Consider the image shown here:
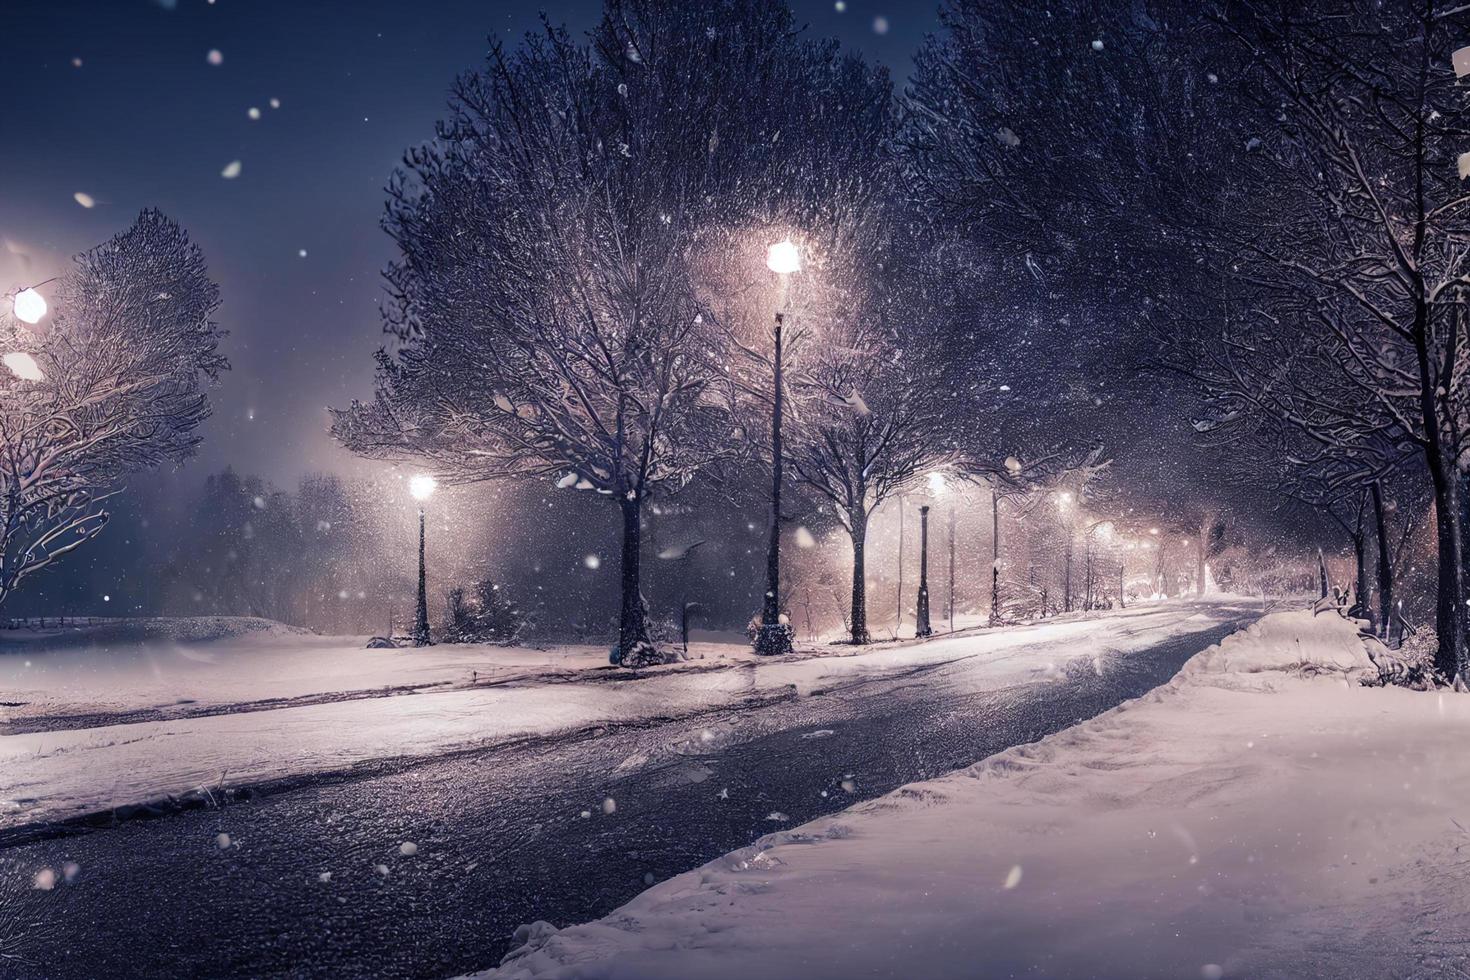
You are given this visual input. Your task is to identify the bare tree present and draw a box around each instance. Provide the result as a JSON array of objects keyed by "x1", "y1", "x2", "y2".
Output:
[
  {"x1": 0, "y1": 210, "x2": 227, "y2": 606},
  {"x1": 787, "y1": 309, "x2": 952, "y2": 644},
  {"x1": 1192, "y1": 0, "x2": 1470, "y2": 682}
]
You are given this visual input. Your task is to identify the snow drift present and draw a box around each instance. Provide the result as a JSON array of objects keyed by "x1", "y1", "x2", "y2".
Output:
[{"x1": 479, "y1": 608, "x2": 1468, "y2": 980}]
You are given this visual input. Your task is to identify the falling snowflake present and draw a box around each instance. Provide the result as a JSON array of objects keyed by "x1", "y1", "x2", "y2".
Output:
[
  {"x1": 73, "y1": 192, "x2": 95, "y2": 208},
  {"x1": 206, "y1": 49, "x2": 223, "y2": 65},
  {"x1": 221, "y1": 160, "x2": 242, "y2": 179}
]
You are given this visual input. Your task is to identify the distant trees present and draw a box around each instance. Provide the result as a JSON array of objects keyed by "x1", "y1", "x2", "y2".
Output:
[{"x1": 0, "y1": 210, "x2": 227, "y2": 607}]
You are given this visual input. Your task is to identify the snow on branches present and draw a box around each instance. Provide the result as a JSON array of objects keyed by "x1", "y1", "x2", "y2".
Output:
[{"x1": 0, "y1": 210, "x2": 227, "y2": 605}]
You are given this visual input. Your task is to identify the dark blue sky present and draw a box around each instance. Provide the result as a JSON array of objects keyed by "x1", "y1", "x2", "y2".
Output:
[{"x1": 0, "y1": 0, "x2": 935, "y2": 488}]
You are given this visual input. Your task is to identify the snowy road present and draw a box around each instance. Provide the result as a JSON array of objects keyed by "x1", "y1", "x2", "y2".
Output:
[{"x1": 0, "y1": 601, "x2": 1256, "y2": 979}]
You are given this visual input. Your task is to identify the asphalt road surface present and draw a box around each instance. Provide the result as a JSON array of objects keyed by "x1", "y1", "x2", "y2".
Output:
[{"x1": 0, "y1": 604, "x2": 1255, "y2": 979}]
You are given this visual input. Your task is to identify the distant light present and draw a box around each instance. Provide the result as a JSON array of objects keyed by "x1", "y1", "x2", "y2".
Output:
[
  {"x1": 927, "y1": 471, "x2": 948, "y2": 495},
  {"x1": 3, "y1": 352, "x2": 44, "y2": 381},
  {"x1": 207, "y1": 49, "x2": 223, "y2": 65},
  {"x1": 1150, "y1": 527, "x2": 1160, "y2": 535},
  {"x1": 584, "y1": 554, "x2": 601, "y2": 570},
  {"x1": 247, "y1": 107, "x2": 261, "y2": 121},
  {"x1": 103, "y1": 595, "x2": 111, "y2": 602},
  {"x1": 834, "y1": 0, "x2": 846, "y2": 9},
  {"x1": 269, "y1": 97, "x2": 281, "y2": 109},
  {"x1": 766, "y1": 239, "x2": 801, "y2": 275},
  {"x1": 74, "y1": 191, "x2": 96, "y2": 208},
  {"x1": 409, "y1": 474, "x2": 437, "y2": 501},
  {"x1": 71, "y1": 57, "x2": 83, "y2": 68},
  {"x1": 221, "y1": 160, "x2": 242, "y2": 179},
  {"x1": 12, "y1": 288, "x2": 47, "y2": 324},
  {"x1": 298, "y1": 248, "x2": 308, "y2": 258}
]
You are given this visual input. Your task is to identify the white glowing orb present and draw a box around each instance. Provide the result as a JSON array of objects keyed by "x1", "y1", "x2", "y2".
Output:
[
  {"x1": 927, "y1": 470, "x2": 949, "y2": 495},
  {"x1": 766, "y1": 239, "x2": 801, "y2": 275},
  {"x1": 3, "y1": 352, "x2": 44, "y2": 381},
  {"x1": 408, "y1": 473, "x2": 437, "y2": 501},
  {"x1": 12, "y1": 288, "x2": 47, "y2": 324}
]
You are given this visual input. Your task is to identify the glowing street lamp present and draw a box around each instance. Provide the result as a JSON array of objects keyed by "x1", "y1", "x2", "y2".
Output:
[
  {"x1": 756, "y1": 239, "x2": 801, "y2": 656},
  {"x1": 11, "y1": 287, "x2": 47, "y2": 325},
  {"x1": 766, "y1": 239, "x2": 801, "y2": 275},
  {"x1": 409, "y1": 474, "x2": 437, "y2": 647}
]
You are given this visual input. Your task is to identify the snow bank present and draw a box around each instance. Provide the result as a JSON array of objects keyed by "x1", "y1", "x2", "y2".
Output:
[
  {"x1": 477, "y1": 608, "x2": 1469, "y2": 980},
  {"x1": 0, "y1": 615, "x2": 311, "y2": 651}
]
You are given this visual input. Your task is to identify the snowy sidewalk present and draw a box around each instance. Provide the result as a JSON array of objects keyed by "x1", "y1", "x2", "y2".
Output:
[
  {"x1": 0, "y1": 603, "x2": 1240, "y2": 830},
  {"x1": 480, "y1": 609, "x2": 1470, "y2": 980}
]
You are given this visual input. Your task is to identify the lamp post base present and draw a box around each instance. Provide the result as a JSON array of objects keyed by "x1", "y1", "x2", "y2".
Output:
[
  {"x1": 754, "y1": 622, "x2": 795, "y2": 656},
  {"x1": 915, "y1": 585, "x2": 933, "y2": 638}
]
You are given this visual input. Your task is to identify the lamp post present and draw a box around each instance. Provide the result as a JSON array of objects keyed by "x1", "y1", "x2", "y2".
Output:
[
  {"x1": 1057, "y1": 491, "x2": 1074, "y2": 613},
  {"x1": 926, "y1": 470, "x2": 954, "y2": 633},
  {"x1": 755, "y1": 240, "x2": 800, "y2": 656},
  {"x1": 409, "y1": 474, "x2": 437, "y2": 647},
  {"x1": 916, "y1": 505, "x2": 933, "y2": 638}
]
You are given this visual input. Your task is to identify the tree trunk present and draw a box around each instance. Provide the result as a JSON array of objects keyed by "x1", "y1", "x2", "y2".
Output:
[
  {"x1": 1195, "y1": 514, "x2": 1209, "y2": 597},
  {"x1": 617, "y1": 495, "x2": 652, "y2": 664},
  {"x1": 1317, "y1": 547, "x2": 1329, "y2": 599},
  {"x1": 849, "y1": 506, "x2": 870, "y2": 644},
  {"x1": 1352, "y1": 530, "x2": 1369, "y2": 625},
  {"x1": 1371, "y1": 481, "x2": 1394, "y2": 640},
  {"x1": 1428, "y1": 448, "x2": 1468, "y2": 682}
]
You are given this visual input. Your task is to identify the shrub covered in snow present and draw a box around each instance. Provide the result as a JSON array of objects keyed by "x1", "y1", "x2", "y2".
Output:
[{"x1": 441, "y1": 579, "x2": 526, "y2": 645}]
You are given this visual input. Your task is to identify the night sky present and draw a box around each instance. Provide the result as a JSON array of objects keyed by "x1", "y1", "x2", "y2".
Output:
[{"x1": 0, "y1": 0, "x2": 933, "y2": 490}]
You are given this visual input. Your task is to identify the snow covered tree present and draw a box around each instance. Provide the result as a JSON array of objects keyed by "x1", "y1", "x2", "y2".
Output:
[
  {"x1": 787, "y1": 300, "x2": 952, "y2": 644},
  {"x1": 0, "y1": 210, "x2": 227, "y2": 607},
  {"x1": 1194, "y1": 0, "x2": 1470, "y2": 682},
  {"x1": 333, "y1": 1, "x2": 870, "y2": 666}
]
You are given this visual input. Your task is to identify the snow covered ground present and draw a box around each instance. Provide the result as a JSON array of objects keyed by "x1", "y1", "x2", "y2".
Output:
[
  {"x1": 0, "y1": 601, "x2": 1245, "y2": 830},
  {"x1": 478, "y1": 608, "x2": 1470, "y2": 980}
]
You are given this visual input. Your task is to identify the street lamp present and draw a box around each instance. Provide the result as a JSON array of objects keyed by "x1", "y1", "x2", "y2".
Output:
[
  {"x1": 11, "y1": 287, "x2": 47, "y2": 325},
  {"x1": 409, "y1": 474, "x2": 437, "y2": 647},
  {"x1": 916, "y1": 504, "x2": 933, "y2": 637},
  {"x1": 756, "y1": 239, "x2": 800, "y2": 656}
]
